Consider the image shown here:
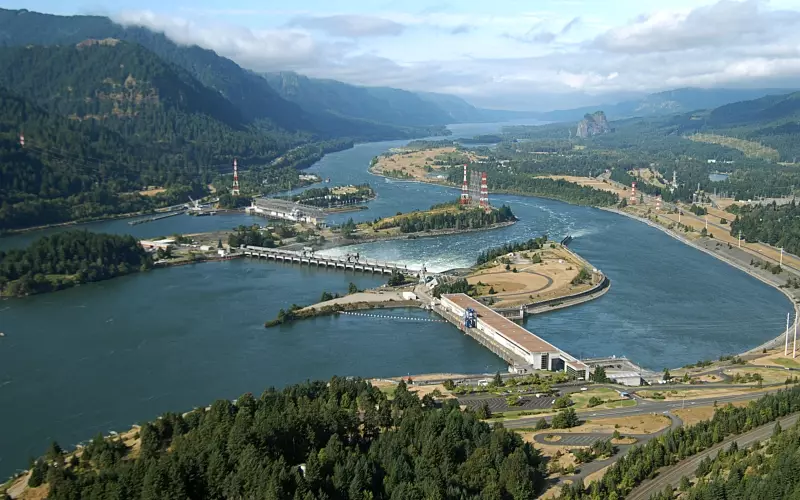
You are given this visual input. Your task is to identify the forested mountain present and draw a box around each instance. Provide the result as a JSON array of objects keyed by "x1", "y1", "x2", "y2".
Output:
[
  {"x1": 0, "y1": 85, "x2": 211, "y2": 229},
  {"x1": 0, "y1": 8, "x2": 449, "y2": 139},
  {"x1": 534, "y1": 87, "x2": 797, "y2": 122},
  {"x1": 25, "y1": 378, "x2": 545, "y2": 499},
  {"x1": 265, "y1": 72, "x2": 451, "y2": 127}
]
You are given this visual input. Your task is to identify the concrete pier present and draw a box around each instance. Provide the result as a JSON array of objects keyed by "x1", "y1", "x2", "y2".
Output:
[{"x1": 242, "y1": 245, "x2": 413, "y2": 275}]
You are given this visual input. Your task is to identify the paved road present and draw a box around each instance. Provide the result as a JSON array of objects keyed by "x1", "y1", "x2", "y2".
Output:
[
  {"x1": 502, "y1": 386, "x2": 790, "y2": 431},
  {"x1": 627, "y1": 412, "x2": 800, "y2": 500}
]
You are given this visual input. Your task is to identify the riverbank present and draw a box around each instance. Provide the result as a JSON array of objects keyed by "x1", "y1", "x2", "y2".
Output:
[{"x1": 604, "y1": 207, "x2": 800, "y2": 357}]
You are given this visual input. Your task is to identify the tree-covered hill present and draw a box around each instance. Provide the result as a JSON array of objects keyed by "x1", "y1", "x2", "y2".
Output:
[
  {"x1": 0, "y1": 230, "x2": 151, "y2": 296},
  {"x1": 264, "y1": 71, "x2": 453, "y2": 128},
  {"x1": 0, "y1": 8, "x2": 450, "y2": 141},
  {"x1": 23, "y1": 377, "x2": 546, "y2": 499}
]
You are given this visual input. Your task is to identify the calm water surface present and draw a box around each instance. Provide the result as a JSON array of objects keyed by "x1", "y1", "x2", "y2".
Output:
[{"x1": 0, "y1": 120, "x2": 791, "y2": 476}]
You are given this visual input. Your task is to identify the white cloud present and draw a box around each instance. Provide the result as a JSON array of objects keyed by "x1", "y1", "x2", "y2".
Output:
[
  {"x1": 287, "y1": 14, "x2": 405, "y2": 38},
  {"x1": 111, "y1": 1, "x2": 800, "y2": 110}
]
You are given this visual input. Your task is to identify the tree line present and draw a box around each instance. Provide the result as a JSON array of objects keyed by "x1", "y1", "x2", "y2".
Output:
[
  {"x1": 649, "y1": 419, "x2": 800, "y2": 500},
  {"x1": 34, "y1": 377, "x2": 547, "y2": 499},
  {"x1": 476, "y1": 236, "x2": 548, "y2": 265},
  {"x1": 374, "y1": 203, "x2": 516, "y2": 234},
  {"x1": 0, "y1": 230, "x2": 151, "y2": 296},
  {"x1": 730, "y1": 201, "x2": 800, "y2": 256},
  {"x1": 556, "y1": 386, "x2": 800, "y2": 499}
]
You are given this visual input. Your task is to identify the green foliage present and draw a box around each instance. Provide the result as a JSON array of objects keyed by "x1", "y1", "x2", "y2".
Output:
[
  {"x1": 553, "y1": 396, "x2": 573, "y2": 409},
  {"x1": 731, "y1": 202, "x2": 800, "y2": 256},
  {"x1": 0, "y1": 231, "x2": 151, "y2": 296},
  {"x1": 290, "y1": 184, "x2": 374, "y2": 208},
  {"x1": 551, "y1": 408, "x2": 580, "y2": 429},
  {"x1": 227, "y1": 225, "x2": 276, "y2": 248},
  {"x1": 36, "y1": 378, "x2": 546, "y2": 499},
  {"x1": 570, "y1": 268, "x2": 592, "y2": 286},
  {"x1": 347, "y1": 282, "x2": 359, "y2": 295},
  {"x1": 590, "y1": 366, "x2": 610, "y2": 383},
  {"x1": 556, "y1": 386, "x2": 800, "y2": 499},
  {"x1": 476, "y1": 236, "x2": 548, "y2": 265},
  {"x1": 387, "y1": 270, "x2": 406, "y2": 286},
  {"x1": 374, "y1": 202, "x2": 516, "y2": 234},
  {"x1": 535, "y1": 418, "x2": 550, "y2": 431},
  {"x1": 431, "y1": 278, "x2": 474, "y2": 298},
  {"x1": 586, "y1": 396, "x2": 603, "y2": 408}
]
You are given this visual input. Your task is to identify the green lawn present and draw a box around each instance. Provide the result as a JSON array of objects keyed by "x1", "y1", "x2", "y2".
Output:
[{"x1": 771, "y1": 358, "x2": 800, "y2": 369}]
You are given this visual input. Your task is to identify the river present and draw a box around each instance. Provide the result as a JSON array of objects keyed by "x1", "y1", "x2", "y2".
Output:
[{"x1": 0, "y1": 120, "x2": 791, "y2": 478}]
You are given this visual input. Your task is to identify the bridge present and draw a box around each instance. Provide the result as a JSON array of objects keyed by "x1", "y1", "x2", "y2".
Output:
[{"x1": 242, "y1": 246, "x2": 413, "y2": 275}]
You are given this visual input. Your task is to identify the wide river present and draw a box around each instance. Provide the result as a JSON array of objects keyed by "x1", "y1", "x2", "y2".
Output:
[{"x1": 0, "y1": 121, "x2": 791, "y2": 477}]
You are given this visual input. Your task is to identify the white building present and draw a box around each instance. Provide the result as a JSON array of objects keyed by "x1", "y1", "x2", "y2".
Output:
[{"x1": 440, "y1": 293, "x2": 590, "y2": 379}]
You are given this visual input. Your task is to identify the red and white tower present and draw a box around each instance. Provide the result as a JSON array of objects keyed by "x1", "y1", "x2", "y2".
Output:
[
  {"x1": 479, "y1": 172, "x2": 489, "y2": 208},
  {"x1": 232, "y1": 158, "x2": 240, "y2": 196},
  {"x1": 656, "y1": 195, "x2": 662, "y2": 211},
  {"x1": 19, "y1": 133, "x2": 24, "y2": 148},
  {"x1": 630, "y1": 181, "x2": 637, "y2": 205},
  {"x1": 460, "y1": 164, "x2": 469, "y2": 205}
]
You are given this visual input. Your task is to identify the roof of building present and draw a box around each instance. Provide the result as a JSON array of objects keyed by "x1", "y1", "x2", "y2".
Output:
[
  {"x1": 442, "y1": 293, "x2": 559, "y2": 354},
  {"x1": 253, "y1": 197, "x2": 325, "y2": 217}
]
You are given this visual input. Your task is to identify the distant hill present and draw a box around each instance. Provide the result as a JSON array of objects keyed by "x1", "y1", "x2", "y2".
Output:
[
  {"x1": 0, "y1": 8, "x2": 449, "y2": 140},
  {"x1": 534, "y1": 88, "x2": 799, "y2": 122}
]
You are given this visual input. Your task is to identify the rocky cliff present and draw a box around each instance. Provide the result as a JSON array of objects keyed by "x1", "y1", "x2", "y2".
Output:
[{"x1": 576, "y1": 111, "x2": 611, "y2": 138}]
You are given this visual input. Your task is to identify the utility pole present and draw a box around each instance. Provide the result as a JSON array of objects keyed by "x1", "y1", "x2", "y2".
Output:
[
  {"x1": 793, "y1": 313, "x2": 797, "y2": 359},
  {"x1": 705, "y1": 215, "x2": 708, "y2": 230},
  {"x1": 781, "y1": 248, "x2": 784, "y2": 267},
  {"x1": 738, "y1": 230, "x2": 742, "y2": 248},
  {"x1": 786, "y1": 312, "x2": 791, "y2": 356}
]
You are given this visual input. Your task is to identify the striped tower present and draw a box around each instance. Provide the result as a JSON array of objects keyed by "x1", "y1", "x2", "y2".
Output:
[
  {"x1": 232, "y1": 158, "x2": 240, "y2": 196},
  {"x1": 19, "y1": 133, "x2": 24, "y2": 148},
  {"x1": 480, "y1": 172, "x2": 489, "y2": 208},
  {"x1": 460, "y1": 164, "x2": 469, "y2": 205},
  {"x1": 630, "y1": 181, "x2": 637, "y2": 205},
  {"x1": 656, "y1": 196, "x2": 662, "y2": 211}
]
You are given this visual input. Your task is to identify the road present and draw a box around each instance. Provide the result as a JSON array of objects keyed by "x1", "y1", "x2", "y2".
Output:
[
  {"x1": 502, "y1": 389, "x2": 783, "y2": 430},
  {"x1": 626, "y1": 412, "x2": 800, "y2": 500}
]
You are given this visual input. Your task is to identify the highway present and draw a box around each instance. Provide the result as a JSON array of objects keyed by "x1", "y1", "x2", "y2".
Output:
[{"x1": 627, "y1": 412, "x2": 800, "y2": 500}]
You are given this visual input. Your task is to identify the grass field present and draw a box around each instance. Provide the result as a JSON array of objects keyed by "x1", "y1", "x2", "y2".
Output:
[
  {"x1": 570, "y1": 387, "x2": 635, "y2": 410},
  {"x1": 772, "y1": 358, "x2": 800, "y2": 369},
  {"x1": 689, "y1": 133, "x2": 780, "y2": 161},
  {"x1": 724, "y1": 367, "x2": 790, "y2": 385}
]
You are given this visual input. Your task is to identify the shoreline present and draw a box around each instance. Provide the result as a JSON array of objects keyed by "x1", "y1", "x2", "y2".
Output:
[
  {"x1": 603, "y1": 207, "x2": 800, "y2": 358},
  {"x1": 329, "y1": 220, "x2": 517, "y2": 250}
]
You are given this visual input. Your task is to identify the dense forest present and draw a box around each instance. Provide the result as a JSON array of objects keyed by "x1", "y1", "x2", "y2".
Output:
[
  {"x1": 31, "y1": 378, "x2": 546, "y2": 499},
  {"x1": 730, "y1": 202, "x2": 800, "y2": 255},
  {"x1": 0, "y1": 231, "x2": 151, "y2": 296},
  {"x1": 556, "y1": 386, "x2": 800, "y2": 499},
  {"x1": 649, "y1": 419, "x2": 800, "y2": 500},
  {"x1": 373, "y1": 203, "x2": 516, "y2": 234}
]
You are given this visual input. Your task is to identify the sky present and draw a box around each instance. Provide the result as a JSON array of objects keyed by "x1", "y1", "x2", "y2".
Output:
[{"x1": 5, "y1": 0, "x2": 800, "y2": 110}]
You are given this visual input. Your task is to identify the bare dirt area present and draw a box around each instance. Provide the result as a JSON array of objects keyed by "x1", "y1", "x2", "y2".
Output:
[
  {"x1": 466, "y1": 246, "x2": 593, "y2": 307},
  {"x1": 724, "y1": 367, "x2": 790, "y2": 385},
  {"x1": 138, "y1": 186, "x2": 166, "y2": 196},
  {"x1": 583, "y1": 465, "x2": 611, "y2": 486},
  {"x1": 371, "y1": 147, "x2": 481, "y2": 181},
  {"x1": 558, "y1": 415, "x2": 671, "y2": 435},
  {"x1": 299, "y1": 291, "x2": 414, "y2": 312}
]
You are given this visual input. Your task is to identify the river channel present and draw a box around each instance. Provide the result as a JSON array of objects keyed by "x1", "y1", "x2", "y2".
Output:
[{"x1": 0, "y1": 120, "x2": 792, "y2": 477}]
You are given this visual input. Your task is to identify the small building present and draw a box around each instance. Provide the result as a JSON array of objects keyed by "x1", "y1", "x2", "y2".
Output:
[
  {"x1": 608, "y1": 371, "x2": 643, "y2": 387},
  {"x1": 246, "y1": 197, "x2": 325, "y2": 225},
  {"x1": 402, "y1": 292, "x2": 418, "y2": 300},
  {"x1": 139, "y1": 239, "x2": 176, "y2": 251}
]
